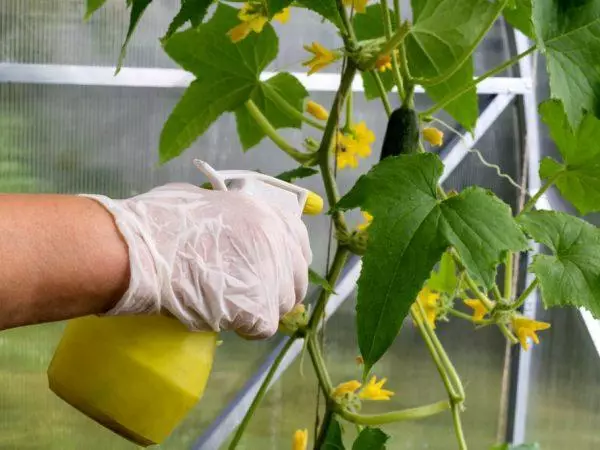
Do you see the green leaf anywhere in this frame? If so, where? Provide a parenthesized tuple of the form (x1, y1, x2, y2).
(533, 0, 600, 127)
(407, 0, 503, 83)
(518, 211, 600, 318)
(405, 0, 498, 130)
(84, 0, 107, 20)
(322, 418, 345, 450)
(352, 427, 389, 450)
(296, 0, 342, 28)
(309, 268, 336, 294)
(353, 5, 395, 100)
(538, 99, 600, 214)
(275, 166, 319, 182)
(337, 154, 527, 371)
(423, 57, 477, 131)
(427, 251, 458, 294)
(235, 73, 308, 150)
(164, 0, 213, 38)
(160, 4, 278, 162)
(117, 0, 154, 73)
(503, 0, 534, 38)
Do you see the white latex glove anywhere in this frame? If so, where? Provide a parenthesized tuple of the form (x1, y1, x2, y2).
(83, 183, 312, 339)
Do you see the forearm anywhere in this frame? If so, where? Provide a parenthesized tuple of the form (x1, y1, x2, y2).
(0, 194, 129, 330)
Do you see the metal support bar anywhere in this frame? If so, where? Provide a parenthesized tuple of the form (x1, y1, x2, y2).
(0, 63, 532, 94)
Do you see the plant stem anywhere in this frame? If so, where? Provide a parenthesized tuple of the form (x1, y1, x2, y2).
(411, 310, 460, 401)
(420, 45, 537, 118)
(419, 303, 465, 401)
(376, 0, 407, 100)
(345, 89, 353, 130)
(451, 402, 468, 450)
(307, 334, 333, 393)
(265, 85, 326, 131)
(393, 0, 401, 27)
(228, 337, 297, 449)
(519, 172, 560, 215)
(245, 100, 313, 163)
(499, 323, 519, 344)
(336, 0, 358, 44)
(313, 403, 334, 449)
(504, 252, 513, 300)
(308, 247, 350, 330)
(371, 70, 393, 116)
(337, 400, 451, 425)
(317, 63, 357, 232)
(512, 278, 539, 310)
(447, 308, 493, 325)
(453, 256, 495, 310)
(492, 284, 503, 302)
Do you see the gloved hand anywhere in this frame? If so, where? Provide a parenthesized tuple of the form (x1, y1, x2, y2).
(83, 183, 312, 339)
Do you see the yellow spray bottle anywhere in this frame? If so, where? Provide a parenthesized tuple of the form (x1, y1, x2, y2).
(47, 160, 323, 446)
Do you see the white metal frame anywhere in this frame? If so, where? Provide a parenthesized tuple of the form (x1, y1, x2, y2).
(1, 32, 598, 447)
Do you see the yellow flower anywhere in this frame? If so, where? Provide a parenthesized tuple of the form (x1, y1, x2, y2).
(422, 127, 444, 147)
(306, 100, 329, 120)
(464, 299, 488, 321)
(292, 429, 308, 450)
(350, 121, 375, 158)
(273, 7, 291, 24)
(342, 0, 369, 13)
(357, 211, 373, 231)
(303, 42, 338, 75)
(412, 287, 440, 329)
(375, 54, 392, 72)
(358, 375, 394, 401)
(335, 131, 359, 169)
(512, 316, 551, 351)
(332, 380, 362, 399)
(228, 3, 290, 43)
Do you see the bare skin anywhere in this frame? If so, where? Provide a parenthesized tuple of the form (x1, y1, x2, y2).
(0, 194, 129, 330)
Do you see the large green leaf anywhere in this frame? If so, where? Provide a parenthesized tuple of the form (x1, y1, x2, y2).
(117, 0, 154, 72)
(405, 0, 498, 130)
(84, 0, 107, 20)
(504, 0, 534, 38)
(160, 4, 278, 162)
(533, 0, 600, 127)
(322, 418, 345, 450)
(518, 211, 600, 318)
(353, 5, 395, 100)
(538, 99, 600, 214)
(352, 427, 389, 450)
(296, 0, 342, 28)
(337, 154, 527, 372)
(266, 0, 294, 17)
(235, 73, 308, 150)
(164, 0, 214, 38)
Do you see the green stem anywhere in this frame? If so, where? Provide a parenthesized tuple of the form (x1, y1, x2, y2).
(453, 254, 495, 310)
(307, 334, 333, 393)
(519, 172, 560, 215)
(447, 308, 493, 325)
(504, 252, 514, 300)
(492, 284, 503, 302)
(265, 85, 326, 131)
(451, 402, 468, 450)
(411, 310, 460, 401)
(512, 278, 539, 310)
(337, 400, 451, 425)
(308, 247, 350, 330)
(376, 1, 407, 100)
(419, 303, 465, 401)
(345, 89, 353, 130)
(317, 63, 357, 232)
(245, 100, 313, 163)
(371, 70, 393, 116)
(228, 337, 297, 449)
(420, 45, 537, 118)
(499, 323, 519, 345)
(393, 0, 401, 27)
(336, 0, 358, 44)
(313, 403, 335, 450)
(397, 40, 413, 106)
